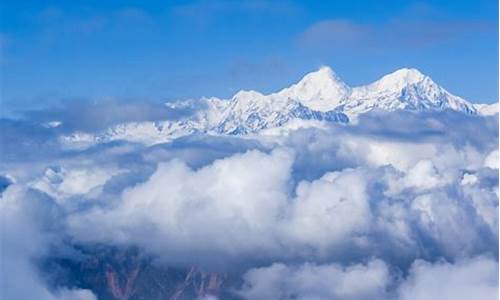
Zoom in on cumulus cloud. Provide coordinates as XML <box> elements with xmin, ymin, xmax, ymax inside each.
<box><xmin>66</xmin><ymin>149</ymin><xmax>294</xmax><ymax>268</ymax></box>
<box><xmin>238</xmin><ymin>259</ymin><xmax>391</xmax><ymax>300</ymax></box>
<box><xmin>399</xmin><ymin>257</ymin><xmax>498</xmax><ymax>300</ymax></box>
<box><xmin>0</xmin><ymin>109</ymin><xmax>497</xmax><ymax>298</ymax></box>
<box><xmin>29</xmin><ymin>166</ymin><xmax>123</xmax><ymax>202</ymax></box>
<box><xmin>484</xmin><ymin>150</ymin><xmax>499</xmax><ymax>169</ymax></box>
<box><xmin>284</xmin><ymin>168</ymin><xmax>371</xmax><ymax>257</ymax></box>
<box><xmin>0</xmin><ymin>186</ymin><xmax>96</xmax><ymax>300</ymax></box>
<box><xmin>238</xmin><ymin>257</ymin><xmax>498</xmax><ymax>300</ymax></box>
<box><xmin>65</xmin><ymin>125</ymin><xmax>497</xmax><ymax>267</ymax></box>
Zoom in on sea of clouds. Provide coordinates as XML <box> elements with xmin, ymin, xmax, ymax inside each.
<box><xmin>0</xmin><ymin>103</ymin><xmax>498</xmax><ymax>299</ymax></box>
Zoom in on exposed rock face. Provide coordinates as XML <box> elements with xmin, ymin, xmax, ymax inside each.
<box><xmin>105</xmin><ymin>264</ymin><xmax>141</xmax><ymax>300</ymax></box>
<box><xmin>170</xmin><ymin>267</ymin><xmax>226</xmax><ymax>300</ymax></box>
<box><xmin>43</xmin><ymin>247</ymin><xmax>230</xmax><ymax>300</ymax></box>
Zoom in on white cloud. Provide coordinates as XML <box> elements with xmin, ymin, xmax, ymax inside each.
<box><xmin>67</xmin><ymin>149</ymin><xmax>296</xmax><ymax>266</ymax></box>
<box><xmin>285</xmin><ymin>169</ymin><xmax>371</xmax><ymax>255</ymax></box>
<box><xmin>54</xmin><ymin>289</ymin><xmax>97</xmax><ymax>300</ymax></box>
<box><xmin>65</xmin><ymin>141</ymin><xmax>497</xmax><ymax>266</ymax></box>
<box><xmin>484</xmin><ymin>150</ymin><xmax>498</xmax><ymax>169</ymax></box>
<box><xmin>0</xmin><ymin>185</ymin><xmax>96</xmax><ymax>300</ymax></box>
<box><xmin>237</xmin><ymin>257</ymin><xmax>499</xmax><ymax>300</ymax></box>
<box><xmin>399</xmin><ymin>257</ymin><xmax>498</xmax><ymax>300</ymax></box>
<box><xmin>29</xmin><ymin>166</ymin><xmax>123</xmax><ymax>201</ymax></box>
<box><xmin>238</xmin><ymin>259</ymin><xmax>390</xmax><ymax>300</ymax></box>
<box><xmin>461</xmin><ymin>173</ymin><xmax>478</xmax><ymax>185</ymax></box>
<box><xmin>403</xmin><ymin>160</ymin><xmax>446</xmax><ymax>190</ymax></box>
<box><xmin>0</xmin><ymin>109</ymin><xmax>497</xmax><ymax>297</ymax></box>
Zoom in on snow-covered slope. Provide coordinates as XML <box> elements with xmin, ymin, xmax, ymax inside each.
<box><xmin>345</xmin><ymin>68</ymin><xmax>476</xmax><ymax>118</ymax></box>
<box><xmin>277</xmin><ymin>66</ymin><xmax>351</xmax><ymax>112</ymax></box>
<box><xmin>474</xmin><ymin>103</ymin><xmax>498</xmax><ymax>116</ymax></box>
<box><xmin>60</xmin><ymin>66</ymin><xmax>483</xmax><ymax>147</ymax></box>
<box><xmin>212</xmin><ymin>90</ymin><xmax>347</xmax><ymax>135</ymax></box>
<box><xmin>60</xmin><ymin>97</ymin><xmax>229</xmax><ymax>147</ymax></box>
<box><xmin>273</xmin><ymin>66</ymin><xmax>476</xmax><ymax>119</ymax></box>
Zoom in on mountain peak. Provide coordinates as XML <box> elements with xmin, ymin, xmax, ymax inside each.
<box><xmin>277</xmin><ymin>65</ymin><xmax>351</xmax><ymax>111</ymax></box>
<box><xmin>232</xmin><ymin>90</ymin><xmax>264</xmax><ymax>100</ymax></box>
<box><xmin>300</xmin><ymin>65</ymin><xmax>345</xmax><ymax>85</ymax></box>
<box><xmin>386</xmin><ymin>67</ymin><xmax>425</xmax><ymax>81</ymax></box>
<box><xmin>347</xmin><ymin>67</ymin><xmax>476</xmax><ymax>117</ymax></box>
<box><xmin>371</xmin><ymin>68</ymin><xmax>428</xmax><ymax>91</ymax></box>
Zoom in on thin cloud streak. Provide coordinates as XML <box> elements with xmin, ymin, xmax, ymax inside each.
<box><xmin>297</xmin><ymin>18</ymin><xmax>496</xmax><ymax>52</ymax></box>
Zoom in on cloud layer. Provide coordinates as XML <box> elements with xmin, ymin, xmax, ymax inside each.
<box><xmin>0</xmin><ymin>109</ymin><xmax>498</xmax><ymax>299</ymax></box>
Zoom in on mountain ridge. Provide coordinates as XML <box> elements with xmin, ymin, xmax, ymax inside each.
<box><xmin>281</xmin><ymin>66</ymin><xmax>477</xmax><ymax>118</ymax></box>
<box><xmin>59</xmin><ymin>66</ymin><xmax>493</xmax><ymax>147</ymax></box>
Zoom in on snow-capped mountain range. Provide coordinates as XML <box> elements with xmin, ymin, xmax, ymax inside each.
<box><xmin>61</xmin><ymin>66</ymin><xmax>497</xmax><ymax>147</ymax></box>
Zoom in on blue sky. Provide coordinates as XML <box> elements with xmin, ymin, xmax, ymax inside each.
<box><xmin>1</xmin><ymin>0</ymin><xmax>498</xmax><ymax>113</ymax></box>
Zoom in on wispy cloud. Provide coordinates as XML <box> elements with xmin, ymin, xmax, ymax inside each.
<box><xmin>36</xmin><ymin>6</ymin><xmax>154</xmax><ymax>35</ymax></box>
<box><xmin>171</xmin><ymin>0</ymin><xmax>300</xmax><ymax>26</ymax></box>
<box><xmin>297</xmin><ymin>18</ymin><xmax>495</xmax><ymax>53</ymax></box>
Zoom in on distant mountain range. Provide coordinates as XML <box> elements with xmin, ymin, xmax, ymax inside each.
<box><xmin>60</xmin><ymin>66</ymin><xmax>498</xmax><ymax>147</ymax></box>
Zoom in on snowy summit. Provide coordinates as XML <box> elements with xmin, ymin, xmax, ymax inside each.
<box><xmin>61</xmin><ymin>66</ymin><xmax>493</xmax><ymax>147</ymax></box>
